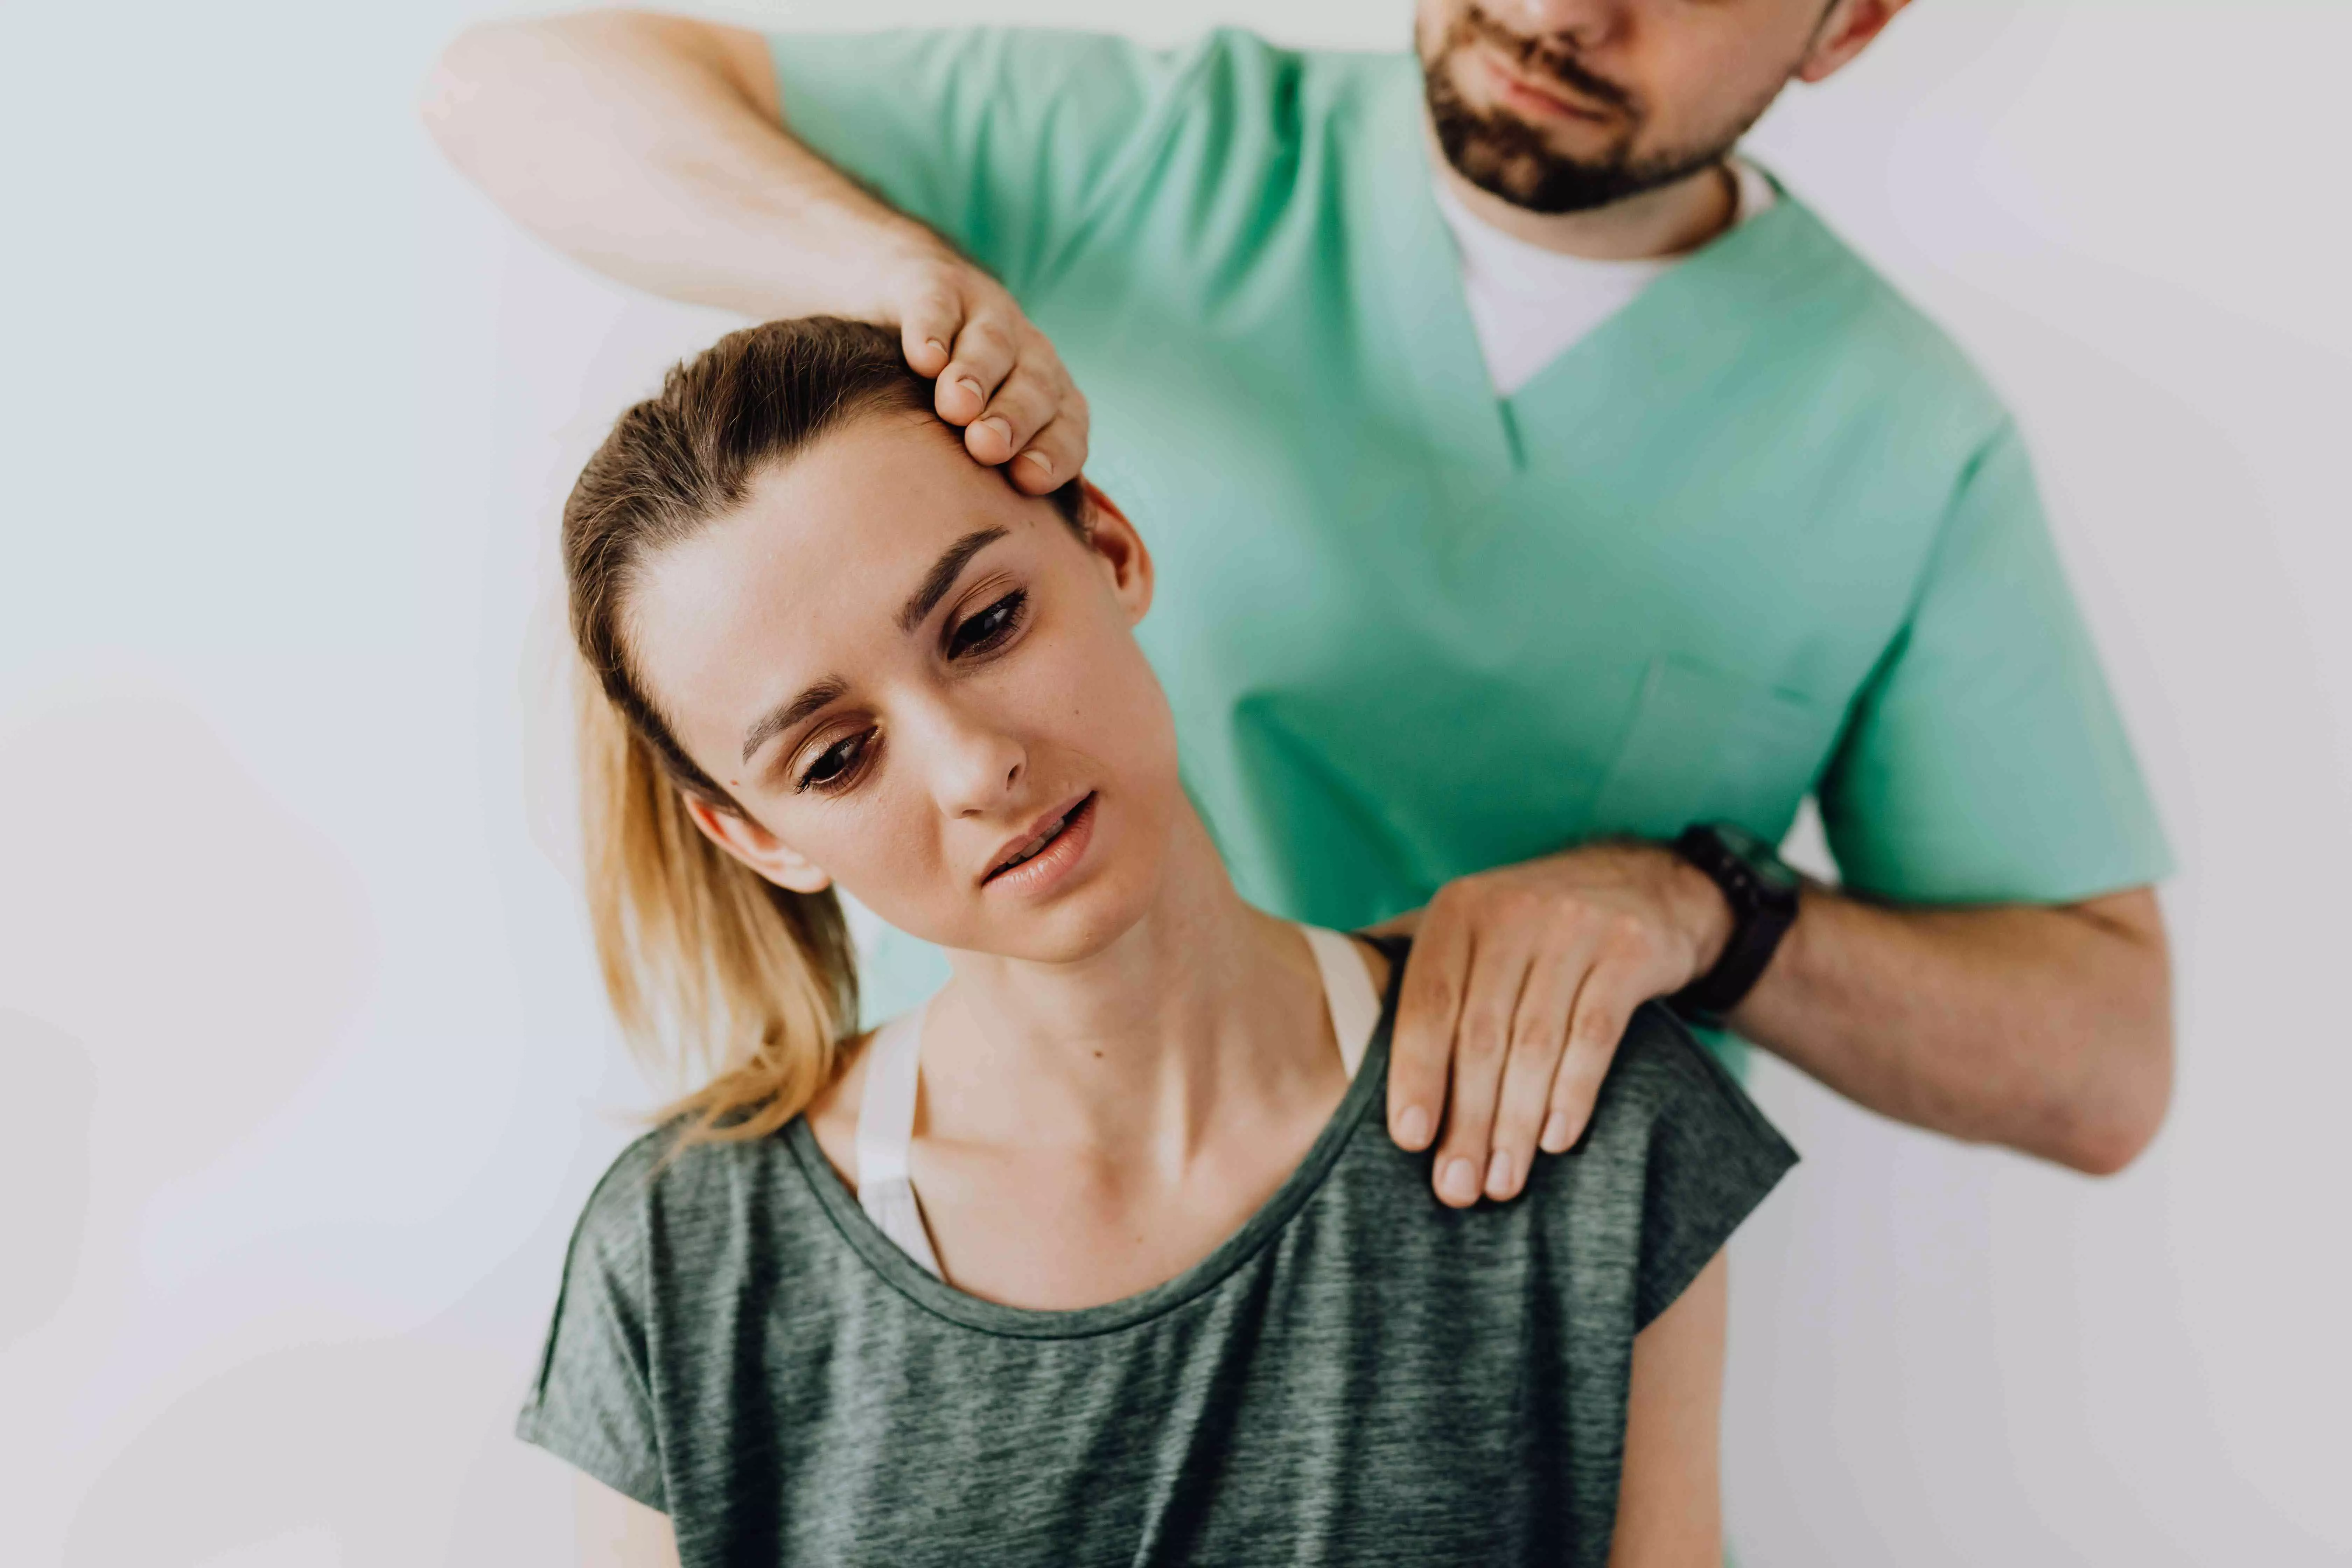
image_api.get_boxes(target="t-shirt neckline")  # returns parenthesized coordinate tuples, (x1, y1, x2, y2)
(783, 937, 1407, 1340)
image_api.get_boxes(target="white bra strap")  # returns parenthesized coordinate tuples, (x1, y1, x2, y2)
(1301, 925, 1382, 1080)
(854, 1011, 944, 1278)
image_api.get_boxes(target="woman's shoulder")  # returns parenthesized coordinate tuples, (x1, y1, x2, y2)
(559, 1110, 834, 1283)
(523, 1119, 821, 1510)
(557, 1022, 893, 1294)
(1595, 1005, 1791, 1153)
(1332, 1001, 1795, 1337)
(1561, 1004, 1798, 1329)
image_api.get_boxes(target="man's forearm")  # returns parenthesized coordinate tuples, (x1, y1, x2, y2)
(1729, 885, 2174, 1174)
(420, 13, 926, 318)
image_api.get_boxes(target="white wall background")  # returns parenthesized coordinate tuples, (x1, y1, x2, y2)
(3, 1, 2346, 1562)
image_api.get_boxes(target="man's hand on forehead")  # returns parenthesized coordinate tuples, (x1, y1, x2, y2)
(881, 241, 1092, 497)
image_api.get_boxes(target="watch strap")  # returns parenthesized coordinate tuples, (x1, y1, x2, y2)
(1669, 824, 1799, 1020)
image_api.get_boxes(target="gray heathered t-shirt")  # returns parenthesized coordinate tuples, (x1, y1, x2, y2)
(519, 943, 1795, 1565)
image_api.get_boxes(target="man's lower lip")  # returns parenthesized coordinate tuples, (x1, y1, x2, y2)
(1480, 53, 1610, 121)
(982, 793, 1097, 893)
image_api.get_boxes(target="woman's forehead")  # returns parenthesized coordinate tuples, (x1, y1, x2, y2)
(626, 416, 1048, 738)
(746, 413, 1021, 565)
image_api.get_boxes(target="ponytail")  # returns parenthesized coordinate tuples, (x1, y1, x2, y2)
(575, 667, 856, 1144)
(559, 317, 930, 1143)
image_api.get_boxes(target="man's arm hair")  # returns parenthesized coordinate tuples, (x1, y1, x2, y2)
(417, 11, 1092, 490)
(1734, 884, 2173, 1176)
(419, 12, 920, 318)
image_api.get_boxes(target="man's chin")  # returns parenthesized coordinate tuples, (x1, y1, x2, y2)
(1440, 135, 1638, 215)
(1430, 96, 1640, 213)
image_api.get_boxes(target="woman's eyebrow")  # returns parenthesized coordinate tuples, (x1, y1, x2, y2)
(742, 676, 848, 766)
(740, 527, 1012, 766)
(897, 526, 1009, 633)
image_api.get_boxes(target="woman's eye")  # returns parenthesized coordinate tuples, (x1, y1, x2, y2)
(797, 729, 873, 793)
(947, 590, 1027, 659)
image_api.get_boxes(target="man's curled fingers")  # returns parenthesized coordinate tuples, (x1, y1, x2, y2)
(964, 359, 1063, 466)
(935, 314, 1018, 424)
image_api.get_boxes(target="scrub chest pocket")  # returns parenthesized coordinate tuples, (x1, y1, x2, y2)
(1589, 654, 1843, 846)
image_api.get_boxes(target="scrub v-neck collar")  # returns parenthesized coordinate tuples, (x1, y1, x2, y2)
(1350, 59, 1830, 478)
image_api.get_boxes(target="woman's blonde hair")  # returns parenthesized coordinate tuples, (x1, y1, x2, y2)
(562, 317, 1080, 1144)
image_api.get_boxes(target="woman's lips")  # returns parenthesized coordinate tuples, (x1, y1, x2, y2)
(980, 791, 1098, 897)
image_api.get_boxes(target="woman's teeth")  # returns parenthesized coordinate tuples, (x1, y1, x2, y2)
(1004, 813, 1068, 869)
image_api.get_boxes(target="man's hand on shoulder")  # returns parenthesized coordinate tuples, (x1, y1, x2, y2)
(1377, 842, 1734, 1209)
(880, 244, 1091, 495)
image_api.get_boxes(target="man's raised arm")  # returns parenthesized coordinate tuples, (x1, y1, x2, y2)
(419, 12, 1087, 488)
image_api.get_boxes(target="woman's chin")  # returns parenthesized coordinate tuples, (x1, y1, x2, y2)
(903, 862, 1164, 971)
(872, 790, 1189, 968)
(967, 872, 1164, 966)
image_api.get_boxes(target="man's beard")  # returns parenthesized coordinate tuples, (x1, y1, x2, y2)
(1421, 6, 1774, 215)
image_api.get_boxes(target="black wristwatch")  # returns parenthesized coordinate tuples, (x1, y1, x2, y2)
(1667, 822, 1801, 1022)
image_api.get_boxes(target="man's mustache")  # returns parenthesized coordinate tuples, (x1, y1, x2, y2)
(1453, 4, 1640, 118)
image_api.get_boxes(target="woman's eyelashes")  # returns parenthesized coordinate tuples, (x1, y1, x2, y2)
(946, 589, 1028, 659)
(793, 590, 1031, 795)
(796, 727, 874, 794)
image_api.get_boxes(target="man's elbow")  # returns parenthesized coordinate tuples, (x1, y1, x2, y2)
(416, 13, 766, 169)
(415, 15, 636, 156)
(416, 22, 519, 166)
(2033, 893, 2173, 1176)
(2053, 1006, 2175, 1177)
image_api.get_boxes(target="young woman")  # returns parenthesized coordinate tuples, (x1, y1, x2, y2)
(522, 318, 1794, 1567)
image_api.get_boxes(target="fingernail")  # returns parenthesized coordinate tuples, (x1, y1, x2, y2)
(978, 415, 1011, 447)
(1020, 450, 1054, 478)
(1541, 1111, 1574, 1153)
(1439, 1157, 1480, 1205)
(925, 337, 948, 359)
(1485, 1149, 1513, 1197)
(956, 376, 984, 402)
(1398, 1105, 1432, 1149)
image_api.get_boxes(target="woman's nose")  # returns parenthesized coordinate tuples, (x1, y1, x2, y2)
(921, 706, 1027, 820)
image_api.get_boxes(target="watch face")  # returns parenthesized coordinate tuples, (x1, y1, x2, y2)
(1710, 822, 1802, 896)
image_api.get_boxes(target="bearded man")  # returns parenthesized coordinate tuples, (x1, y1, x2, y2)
(425, 2, 2171, 1206)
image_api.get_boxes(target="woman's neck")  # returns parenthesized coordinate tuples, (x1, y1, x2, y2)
(920, 809, 1336, 1175)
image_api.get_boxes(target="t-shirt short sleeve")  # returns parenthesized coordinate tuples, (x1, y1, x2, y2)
(1622, 1006, 1800, 1331)
(766, 27, 1188, 298)
(1817, 419, 2172, 904)
(516, 1137, 668, 1512)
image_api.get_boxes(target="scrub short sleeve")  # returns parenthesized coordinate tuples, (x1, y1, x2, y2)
(1621, 1007, 1799, 1332)
(1817, 420, 2172, 904)
(766, 28, 1183, 298)
(516, 1140, 666, 1511)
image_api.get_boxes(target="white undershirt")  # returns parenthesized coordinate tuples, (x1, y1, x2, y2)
(1433, 158, 1777, 397)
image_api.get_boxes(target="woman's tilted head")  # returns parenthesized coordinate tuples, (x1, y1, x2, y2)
(565, 317, 1180, 1137)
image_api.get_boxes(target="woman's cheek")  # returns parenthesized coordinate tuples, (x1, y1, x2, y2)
(798, 786, 947, 930)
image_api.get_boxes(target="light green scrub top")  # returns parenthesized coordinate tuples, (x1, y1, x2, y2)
(767, 28, 2171, 1039)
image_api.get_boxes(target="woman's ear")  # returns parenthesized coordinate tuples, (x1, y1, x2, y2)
(1076, 479, 1155, 623)
(681, 794, 834, 894)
